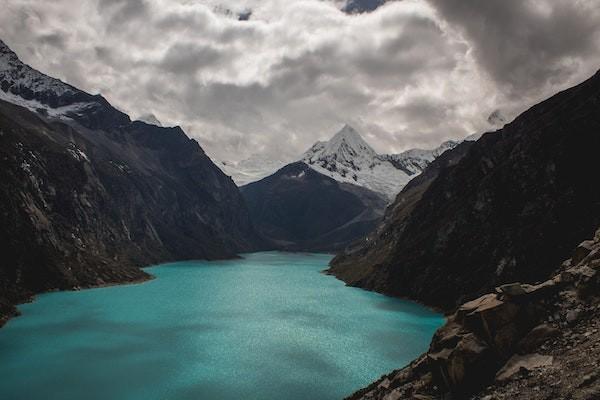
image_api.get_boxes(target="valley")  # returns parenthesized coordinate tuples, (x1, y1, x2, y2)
(1, 1, 599, 398)
(0, 252, 443, 400)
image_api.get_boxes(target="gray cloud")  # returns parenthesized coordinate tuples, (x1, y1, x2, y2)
(426, 0, 600, 98)
(37, 31, 67, 49)
(0, 0, 599, 162)
(159, 43, 224, 75)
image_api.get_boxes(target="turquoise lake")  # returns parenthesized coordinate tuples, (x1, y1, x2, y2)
(0, 252, 443, 400)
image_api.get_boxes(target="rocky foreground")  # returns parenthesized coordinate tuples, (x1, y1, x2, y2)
(347, 228, 600, 399)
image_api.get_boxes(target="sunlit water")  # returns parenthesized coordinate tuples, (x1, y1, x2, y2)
(0, 252, 443, 400)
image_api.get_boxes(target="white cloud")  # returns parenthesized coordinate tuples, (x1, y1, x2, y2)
(1, 0, 599, 161)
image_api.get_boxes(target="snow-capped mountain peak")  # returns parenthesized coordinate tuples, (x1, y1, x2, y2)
(0, 39, 129, 129)
(383, 140, 460, 176)
(217, 123, 466, 198)
(301, 124, 410, 200)
(324, 124, 377, 159)
(301, 125, 461, 201)
(303, 124, 377, 171)
(0, 39, 79, 102)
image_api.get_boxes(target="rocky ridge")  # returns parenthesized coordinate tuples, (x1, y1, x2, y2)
(329, 69, 600, 310)
(240, 162, 387, 251)
(0, 40, 261, 327)
(346, 228, 600, 399)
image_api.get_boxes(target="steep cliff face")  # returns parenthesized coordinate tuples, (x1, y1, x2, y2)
(345, 228, 600, 399)
(241, 162, 387, 252)
(0, 41, 261, 325)
(330, 70, 600, 310)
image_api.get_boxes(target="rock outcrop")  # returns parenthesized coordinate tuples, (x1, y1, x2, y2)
(345, 227, 600, 399)
(330, 69, 600, 311)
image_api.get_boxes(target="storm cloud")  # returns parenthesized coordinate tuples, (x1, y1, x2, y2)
(1, 0, 599, 162)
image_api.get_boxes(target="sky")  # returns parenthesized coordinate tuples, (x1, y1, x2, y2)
(1, 0, 599, 162)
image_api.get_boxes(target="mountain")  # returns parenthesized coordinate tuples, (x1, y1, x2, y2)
(240, 162, 387, 252)
(0, 39, 261, 325)
(239, 125, 464, 251)
(218, 125, 462, 197)
(219, 154, 289, 186)
(329, 69, 600, 311)
(301, 124, 460, 201)
(383, 139, 460, 176)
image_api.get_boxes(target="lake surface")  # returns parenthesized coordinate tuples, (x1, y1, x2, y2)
(0, 252, 443, 400)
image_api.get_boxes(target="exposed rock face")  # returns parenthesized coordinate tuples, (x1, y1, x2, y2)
(330, 70, 600, 310)
(240, 162, 387, 251)
(344, 228, 600, 400)
(328, 140, 474, 285)
(0, 41, 261, 326)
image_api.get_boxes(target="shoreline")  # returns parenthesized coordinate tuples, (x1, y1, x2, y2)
(0, 272, 155, 330)
(0, 251, 251, 329)
(0, 251, 322, 329)
(2, 252, 446, 400)
(323, 267, 451, 316)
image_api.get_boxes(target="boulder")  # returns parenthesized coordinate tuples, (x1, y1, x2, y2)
(429, 333, 496, 395)
(495, 353, 553, 382)
(518, 324, 560, 353)
(497, 280, 559, 301)
(572, 240, 596, 266)
(382, 390, 402, 400)
(581, 248, 600, 266)
(459, 293, 534, 356)
(566, 309, 581, 324)
(497, 283, 528, 297)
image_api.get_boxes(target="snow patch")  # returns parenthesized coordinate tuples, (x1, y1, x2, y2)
(0, 89, 93, 120)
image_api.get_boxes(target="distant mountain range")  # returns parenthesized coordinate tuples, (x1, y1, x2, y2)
(222, 124, 472, 201)
(238, 125, 468, 251)
(301, 124, 463, 201)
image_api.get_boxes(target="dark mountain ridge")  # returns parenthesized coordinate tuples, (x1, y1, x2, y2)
(330, 69, 600, 311)
(241, 162, 387, 252)
(0, 40, 261, 326)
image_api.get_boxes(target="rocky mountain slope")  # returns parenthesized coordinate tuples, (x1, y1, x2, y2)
(329, 69, 600, 311)
(301, 124, 460, 201)
(241, 162, 387, 252)
(0, 39, 261, 326)
(346, 227, 600, 399)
